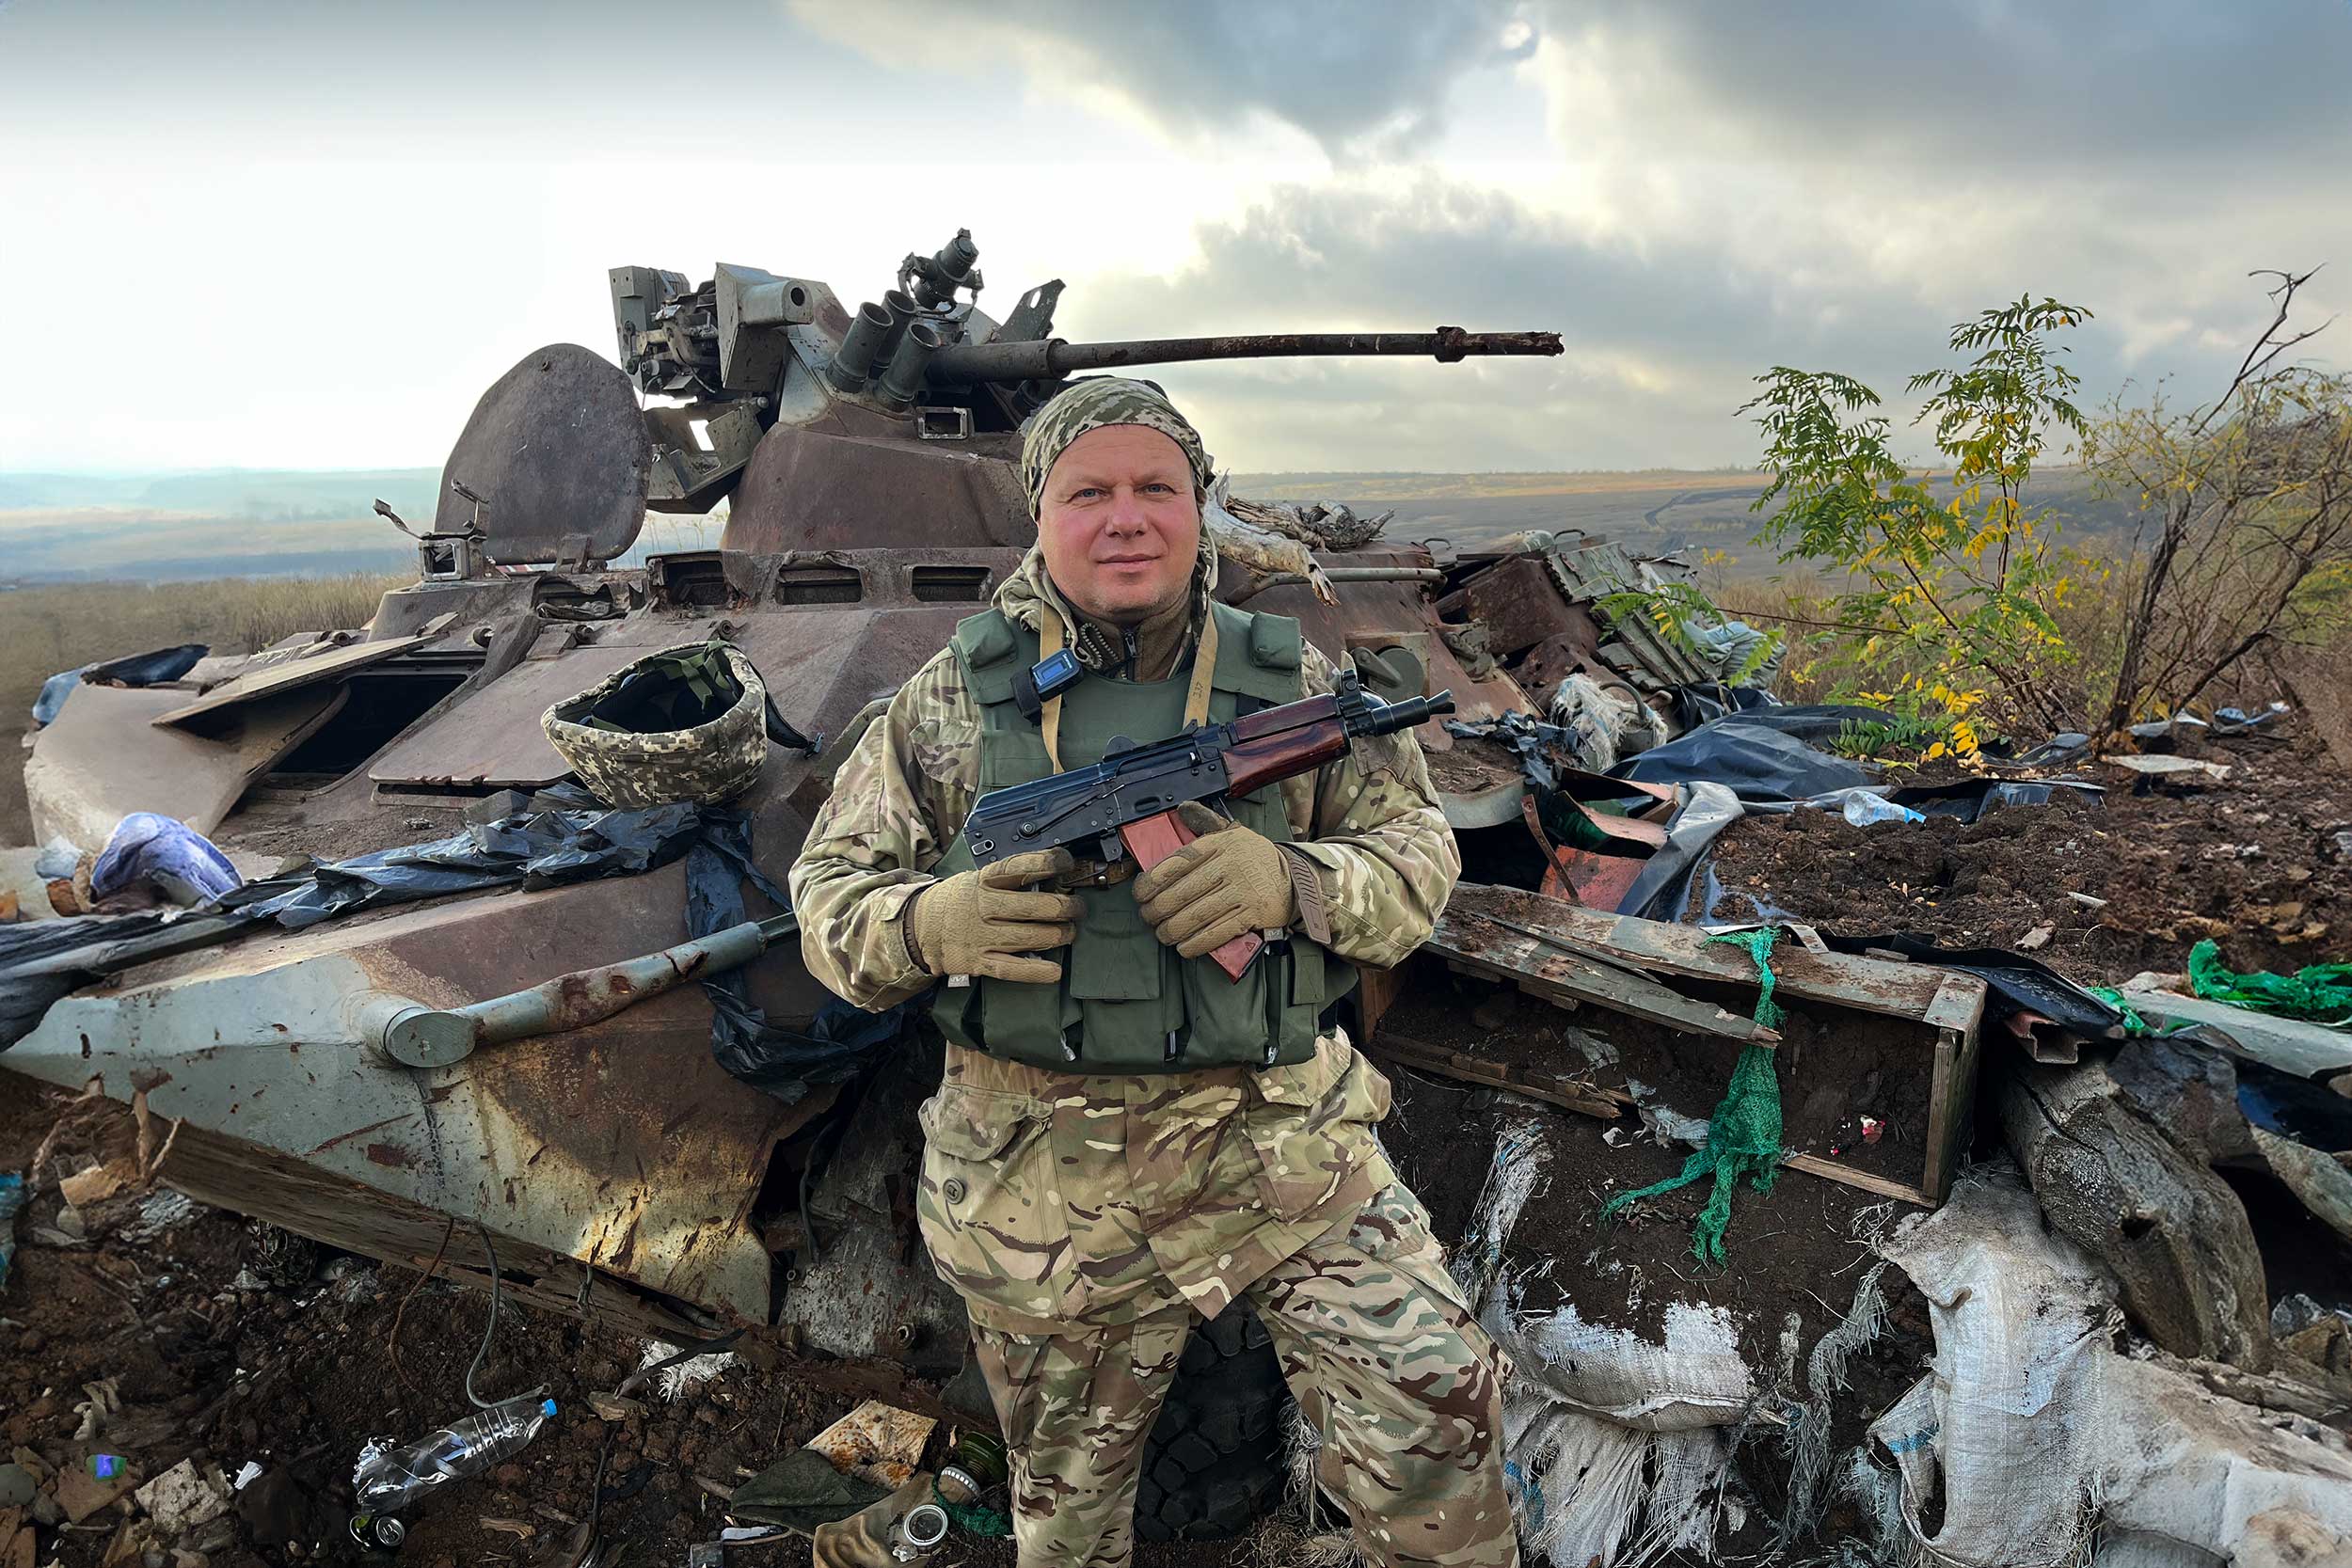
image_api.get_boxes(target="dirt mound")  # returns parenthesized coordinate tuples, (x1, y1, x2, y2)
(1701, 728, 2352, 982)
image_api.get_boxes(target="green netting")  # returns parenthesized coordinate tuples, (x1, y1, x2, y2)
(1600, 927, 1788, 1266)
(2187, 939, 2352, 1026)
(935, 1479, 1012, 1539)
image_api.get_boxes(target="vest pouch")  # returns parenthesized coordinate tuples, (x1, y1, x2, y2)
(1180, 940, 1291, 1066)
(977, 972, 1082, 1069)
(1065, 894, 1184, 1071)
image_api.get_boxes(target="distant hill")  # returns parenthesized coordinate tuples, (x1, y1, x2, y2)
(1235, 466, 2137, 564)
(2, 465, 2141, 584)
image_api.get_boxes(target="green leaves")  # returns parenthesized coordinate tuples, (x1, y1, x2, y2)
(1730, 297, 2095, 741)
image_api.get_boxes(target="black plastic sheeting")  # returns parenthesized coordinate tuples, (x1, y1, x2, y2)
(1612, 705, 1891, 801)
(219, 792, 712, 929)
(683, 819, 907, 1102)
(0, 911, 183, 1052)
(1665, 682, 1782, 732)
(1882, 776, 2106, 823)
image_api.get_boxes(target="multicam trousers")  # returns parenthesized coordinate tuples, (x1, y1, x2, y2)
(966, 1183, 1519, 1568)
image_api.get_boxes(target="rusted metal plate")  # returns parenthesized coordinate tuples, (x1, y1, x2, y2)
(6, 865, 822, 1323)
(151, 632, 442, 729)
(724, 418, 1032, 554)
(1540, 847, 1646, 911)
(1435, 554, 1602, 660)
(25, 682, 345, 848)
(1232, 546, 1530, 741)
(151, 1121, 725, 1340)
(437, 344, 651, 566)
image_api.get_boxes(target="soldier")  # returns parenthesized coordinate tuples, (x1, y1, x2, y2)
(790, 378, 1517, 1568)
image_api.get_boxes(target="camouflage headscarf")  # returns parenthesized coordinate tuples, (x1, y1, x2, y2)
(1018, 377, 1214, 519)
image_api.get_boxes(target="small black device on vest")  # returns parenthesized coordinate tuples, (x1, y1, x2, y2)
(1010, 646, 1085, 724)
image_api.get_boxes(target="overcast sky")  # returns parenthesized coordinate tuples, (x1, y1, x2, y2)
(3, 0, 2347, 476)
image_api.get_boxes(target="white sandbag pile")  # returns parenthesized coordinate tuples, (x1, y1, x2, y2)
(1859, 1166, 2352, 1568)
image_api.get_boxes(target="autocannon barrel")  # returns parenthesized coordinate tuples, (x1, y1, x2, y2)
(925, 327, 1563, 385)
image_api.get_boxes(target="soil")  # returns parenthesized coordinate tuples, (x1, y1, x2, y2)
(1377, 958, 1934, 1187)
(1375, 1066, 1936, 1541)
(1424, 736, 1526, 798)
(1699, 727, 2352, 984)
(1378, 994, 1920, 1340)
(1, 724, 29, 846)
(0, 1085, 1255, 1568)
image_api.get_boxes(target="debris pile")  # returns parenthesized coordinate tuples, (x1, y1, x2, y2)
(1357, 683, 2352, 1565)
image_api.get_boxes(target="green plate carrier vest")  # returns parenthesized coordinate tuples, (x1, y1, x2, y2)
(928, 602, 1350, 1073)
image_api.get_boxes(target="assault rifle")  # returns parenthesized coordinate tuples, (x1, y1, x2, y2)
(964, 673, 1455, 980)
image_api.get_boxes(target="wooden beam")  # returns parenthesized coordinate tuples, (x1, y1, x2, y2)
(1781, 1153, 1931, 1207)
(1439, 883, 1986, 1026)
(1437, 909, 1776, 1045)
(1367, 1032, 1632, 1120)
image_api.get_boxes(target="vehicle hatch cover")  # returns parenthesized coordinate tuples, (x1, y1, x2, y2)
(437, 344, 650, 565)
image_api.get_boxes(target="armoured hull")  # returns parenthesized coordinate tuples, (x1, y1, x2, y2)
(8, 231, 1569, 1359)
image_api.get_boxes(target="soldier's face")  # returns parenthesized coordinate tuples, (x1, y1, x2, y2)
(1038, 424, 1200, 625)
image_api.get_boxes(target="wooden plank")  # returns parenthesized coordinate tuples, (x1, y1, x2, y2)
(152, 630, 445, 727)
(1424, 885, 1989, 1210)
(1437, 913, 1775, 1044)
(1440, 883, 1975, 1023)
(1367, 1031, 1632, 1120)
(1782, 1153, 1931, 1207)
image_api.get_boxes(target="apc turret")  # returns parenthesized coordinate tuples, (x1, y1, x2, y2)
(599, 229, 1561, 550)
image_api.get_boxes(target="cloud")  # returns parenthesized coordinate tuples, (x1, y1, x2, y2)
(1059, 178, 1942, 471)
(1058, 166, 2335, 474)
(785, 0, 1537, 160)
(1528, 0, 2352, 171)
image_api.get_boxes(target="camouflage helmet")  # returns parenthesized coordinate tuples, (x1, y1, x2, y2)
(542, 641, 768, 807)
(1018, 376, 1213, 518)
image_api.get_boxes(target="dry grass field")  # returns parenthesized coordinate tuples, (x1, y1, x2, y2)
(1, 573, 402, 843)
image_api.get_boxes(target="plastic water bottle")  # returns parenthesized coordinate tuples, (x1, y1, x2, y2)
(352, 1395, 558, 1513)
(1842, 792, 1927, 827)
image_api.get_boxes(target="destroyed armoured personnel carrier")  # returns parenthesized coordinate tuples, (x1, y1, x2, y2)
(6, 230, 1615, 1536)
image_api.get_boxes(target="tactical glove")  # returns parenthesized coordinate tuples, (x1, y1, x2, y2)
(1132, 802, 1299, 958)
(811, 1473, 950, 1566)
(904, 847, 1086, 984)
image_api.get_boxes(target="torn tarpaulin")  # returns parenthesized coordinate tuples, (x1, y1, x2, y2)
(0, 909, 185, 1050)
(218, 789, 711, 929)
(684, 818, 906, 1102)
(1613, 705, 1888, 801)
(91, 814, 243, 905)
(29, 643, 208, 727)
(1816, 930, 2129, 1043)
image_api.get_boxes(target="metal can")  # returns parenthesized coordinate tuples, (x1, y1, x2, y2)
(349, 1513, 406, 1550)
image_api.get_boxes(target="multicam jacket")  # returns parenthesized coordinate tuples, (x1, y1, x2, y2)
(789, 535, 1462, 1331)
